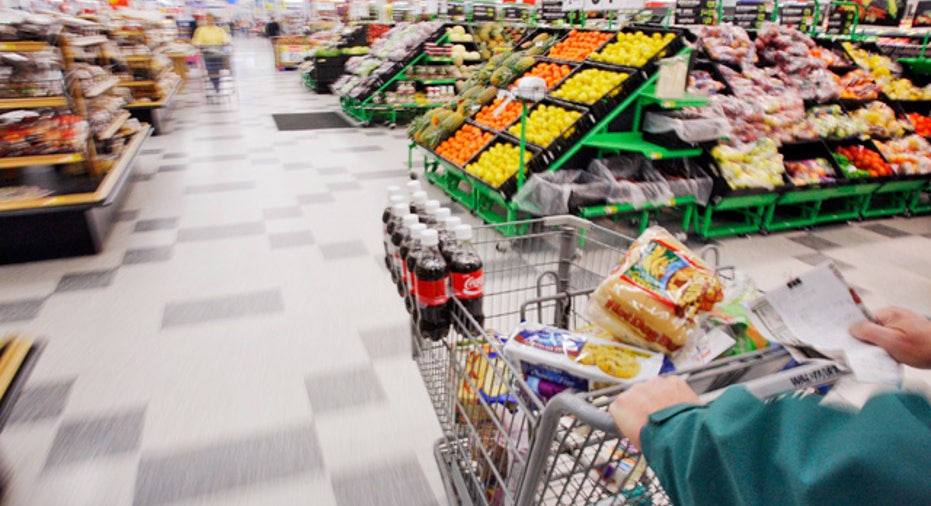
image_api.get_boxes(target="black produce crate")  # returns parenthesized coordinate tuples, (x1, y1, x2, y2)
(547, 62, 646, 118)
(701, 150, 790, 199)
(462, 139, 544, 198)
(824, 137, 898, 183)
(588, 25, 687, 77)
(311, 55, 350, 93)
(779, 140, 847, 188)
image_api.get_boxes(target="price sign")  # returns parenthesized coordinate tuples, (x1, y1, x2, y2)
(503, 4, 529, 20)
(825, 4, 854, 34)
(541, 0, 568, 19)
(392, 8, 409, 20)
(732, 0, 767, 29)
(448, 1, 466, 16)
(472, 3, 497, 20)
(579, 0, 649, 11)
(675, 0, 716, 23)
(779, 2, 814, 30)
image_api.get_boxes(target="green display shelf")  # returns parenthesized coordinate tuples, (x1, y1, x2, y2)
(582, 132, 703, 160)
(861, 179, 928, 218)
(578, 196, 697, 236)
(695, 193, 782, 238)
(406, 78, 459, 85)
(908, 181, 931, 215)
(638, 85, 710, 109)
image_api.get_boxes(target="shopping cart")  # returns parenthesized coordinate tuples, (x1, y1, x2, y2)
(409, 215, 847, 506)
(198, 44, 235, 104)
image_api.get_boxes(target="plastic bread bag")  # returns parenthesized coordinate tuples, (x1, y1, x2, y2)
(586, 227, 724, 355)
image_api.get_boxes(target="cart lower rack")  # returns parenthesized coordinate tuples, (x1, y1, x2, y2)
(408, 215, 846, 505)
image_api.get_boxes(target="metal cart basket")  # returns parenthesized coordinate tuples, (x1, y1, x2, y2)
(410, 215, 846, 506)
(198, 44, 235, 103)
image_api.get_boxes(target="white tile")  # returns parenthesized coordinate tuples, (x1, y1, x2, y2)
(165, 473, 338, 506)
(24, 455, 139, 506)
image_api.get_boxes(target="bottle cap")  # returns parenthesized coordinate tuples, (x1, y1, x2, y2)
(392, 203, 408, 217)
(443, 216, 461, 231)
(454, 224, 473, 241)
(386, 185, 401, 198)
(424, 200, 441, 216)
(409, 223, 427, 239)
(434, 208, 451, 223)
(405, 180, 422, 195)
(388, 194, 405, 206)
(421, 228, 439, 247)
(402, 214, 419, 227)
(412, 191, 428, 204)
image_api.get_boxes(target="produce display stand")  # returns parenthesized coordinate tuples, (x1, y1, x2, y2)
(338, 25, 451, 126)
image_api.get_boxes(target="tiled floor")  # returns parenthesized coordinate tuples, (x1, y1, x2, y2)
(1, 36, 930, 506)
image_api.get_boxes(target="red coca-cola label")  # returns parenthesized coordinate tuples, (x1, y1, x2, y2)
(407, 270, 417, 295)
(416, 278, 449, 306)
(452, 270, 484, 299)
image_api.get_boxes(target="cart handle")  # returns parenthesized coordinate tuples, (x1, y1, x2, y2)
(541, 214, 594, 230)
(518, 288, 595, 322)
(514, 359, 846, 506)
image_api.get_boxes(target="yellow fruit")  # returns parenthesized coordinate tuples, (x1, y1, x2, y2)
(464, 142, 532, 187)
(589, 31, 676, 67)
(508, 104, 581, 147)
(551, 69, 629, 104)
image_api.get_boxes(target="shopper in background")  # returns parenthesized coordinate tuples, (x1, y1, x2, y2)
(610, 305, 931, 505)
(265, 18, 280, 39)
(191, 14, 230, 94)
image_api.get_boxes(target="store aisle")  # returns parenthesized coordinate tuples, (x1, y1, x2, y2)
(0, 36, 930, 506)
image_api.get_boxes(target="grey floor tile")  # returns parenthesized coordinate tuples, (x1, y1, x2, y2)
(123, 246, 173, 265)
(305, 365, 386, 414)
(113, 209, 141, 222)
(250, 146, 275, 153)
(194, 135, 244, 141)
(184, 181, 256, 194)
(331, 145, 383, 154)
(0, 298, 46, 323)
(262, 206, 303, 220)
(162, 153, 185, 159)
(787, 234, 841, 251)
(162, 288, 284, 328)
(356, 170, 410, 180)
(861, 223, 911, 238)
(250, 157, 281, 165)
(140, 149, 163, 155)
(157, 164, 187, 173)
(134, 218, 180, 233)
(8, 378, 76, 425)
(793, 252, 854, 271)
(319, 240, 368, 260)
(55, 269, 116, 292)
(269, 231, 315, 249)
(283, 162, 312, 171)
(130, 173, 155, 183)
(176, 222, 265, 242)
(133, 425, 325, 506)
(331, 457, 437, 506)
(316, 166, 346, 176)
(359, 323, 411, 360)
(297, 193, 335, 205)
(191, 154, 249, 163)
(327, 181, 362, 192)
(363, 131, 387, 137)
(45, 408, 146, 468)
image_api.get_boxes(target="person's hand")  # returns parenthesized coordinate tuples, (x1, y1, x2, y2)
(850, 306, 931, 369)
(609, 376, 699, 448)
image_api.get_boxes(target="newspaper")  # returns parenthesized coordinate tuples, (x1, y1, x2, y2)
(747, 263, 902, 385)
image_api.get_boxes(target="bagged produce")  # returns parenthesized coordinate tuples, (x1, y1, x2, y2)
(587, 227, 724, 355)
(511, 169, 615, 216)
(697, 24, 757, 65)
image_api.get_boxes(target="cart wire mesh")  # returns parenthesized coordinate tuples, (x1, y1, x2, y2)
(409, 216, 804, 506)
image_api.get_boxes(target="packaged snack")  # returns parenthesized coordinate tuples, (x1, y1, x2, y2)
(458, 347, 512, 422)
(587, 227, 724, 355)
(503, 322, 664, 390)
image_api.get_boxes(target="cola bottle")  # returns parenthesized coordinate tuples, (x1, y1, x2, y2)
(414, 229, 450, 341)
(385, 203, 411, 283)
(433, 208, 451, 232)
(410, 191, 429, 216)
(392, 214, 419, 290)
(421, 200, 441, 225)
(398, 222, 427, 297)
(439, 216, 462, 262)
(382, 192, 405, 269)
(449, 224, 484, 329)
(406, 228, 428, 320)
(405, 180, 422, 197)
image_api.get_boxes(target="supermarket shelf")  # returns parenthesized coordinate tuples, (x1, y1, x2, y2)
(0, 41, 49, 52)
(0, 335, 45, 432)
(582, 132, 703, 159)
(405, 78, 460, 85)
(124, 80, 180, 135)
(0, 152, 84, 170)
(124, 79, 180, 109)
(123, 54, 152, 62)
(97, 110, 131, 140)
(68, 35, 108, 47)
(0, 96, 68, 109)
(84, 76, 120, 98)
(119, 80, 156, 87)
(639, 85, 709, 109)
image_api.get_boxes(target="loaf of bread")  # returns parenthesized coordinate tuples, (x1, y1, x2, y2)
(587, 227, 724, 355)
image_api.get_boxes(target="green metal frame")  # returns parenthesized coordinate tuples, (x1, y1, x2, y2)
(695, 193, 782, 238)
(578, 195, 697, 235)
(908, 180, 931, 215)
(860, 179, 929, 218)
(763, 182, 880, 231)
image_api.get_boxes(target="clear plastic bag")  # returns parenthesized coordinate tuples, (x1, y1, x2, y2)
(512, 169, 615, 216)
(589, 155, 675, 207)
(642, 111, 732, 143)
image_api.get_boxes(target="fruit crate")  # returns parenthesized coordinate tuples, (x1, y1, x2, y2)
(812, 38, 859, 74)
(497, 98, 595, 153)
(512, 58, 582, 91)
(459, 138, 545, 198)
(430, 120, 498, 169)
(547, 62, 646, 119)
(823, 137, 898, 184)
(542, 29, 617, 63)
(588, 25, 686, 76)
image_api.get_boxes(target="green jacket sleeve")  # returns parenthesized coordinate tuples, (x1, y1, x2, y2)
(640, 387, 931, 506)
